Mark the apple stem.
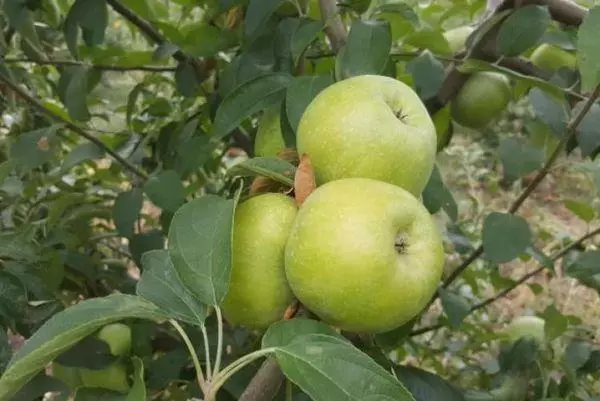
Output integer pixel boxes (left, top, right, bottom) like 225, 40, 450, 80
395, 235, 407, 254
169, 319, 207, 393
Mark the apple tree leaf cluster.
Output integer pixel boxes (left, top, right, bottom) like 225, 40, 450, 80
1, 0, 600, 400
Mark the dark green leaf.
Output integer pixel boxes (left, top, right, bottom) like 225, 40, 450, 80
0, 329, 10, 375
290, 20, 323, 65
439, 288, 470, 329
577, 6, 600, 92
369, 3, 420, 27
0, 295, 164, 400
482, 213, 532, 263
180, 25, 237, 58
496, 5, 551, 57
62, 143, 105, 171
406, 50, 444, 101
268, 333, 416, 401
64, 66, 92, 121
245, 0, 285, 38
129, 230, 165, 268
563, 199, 595, 222
528, 88, 568, 137
394, 365, 465, 401
227, 157, 296, 186
499, 137, 544, 181
213, 73, 294, 139
374, 320, 416, 352
168, 195, 236, 306
573, 101, 600, 157
75, 0, 108, 47
10, 126, 61, 171
262, 318, 343, 348
112, 189, 143, 238
11, 373, 67, 401
565, 251, 600, 279
153, 43, 179, 61
541, 304, 568, 340
137, 250, 207, 326
338, 20, 392, 79
285, 75, 334, 132
422, 165, 457, 221
175, 61, 200, 98
579, 350, 600, 374
564, 340, 591, 370
3, 0, 41, 51
404, 28, 451, 55
144, 170, 185, 212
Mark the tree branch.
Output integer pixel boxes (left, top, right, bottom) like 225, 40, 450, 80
319, 0, 348, 52
238, 359, 285, 401
412, 225, 600, 337
2, 57, 176, 72
0, 73, 148, 180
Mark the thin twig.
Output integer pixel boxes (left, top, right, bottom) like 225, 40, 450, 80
170, 320, 207, 394
319, 0, 348, 52
0, 73, 148, 180
2, 57, 176, 72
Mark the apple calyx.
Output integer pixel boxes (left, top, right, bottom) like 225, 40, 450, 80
394, 234, 408, 253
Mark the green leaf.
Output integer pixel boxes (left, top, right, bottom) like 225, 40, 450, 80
573, 101, 600, 157
10, 126, 61, 171
213, 73, 294, 139
0, 232, 40, 263
579, 350, 600, 374
137, 250, 207, 326
245, 0, 285, 38
112, 189, 144, 238
11, 373, 67, 401
439, 288, 470, 329
0, 329, 10, 374
227, 157, 296, 187
393, 365, 464, 401
565, 251, 600, 279
267, 333, 416, 401
369, 3, 420, 27
499, 137, 544, 181
528, 88, 568, 137
285, 75, 334, 132
422, 165, 457, 221
290, 19, 323, 66
577, 6, 600, 93
0, 294, 164, 400
338, 20, 392, 79
144, 170, 185, 212
180, 25, 236, 57
564, 340, 591, 370
262, 318, 343, 348
406, 50, 444, 101
482, 213, 532, 263
563, 198, 595, 222
152, 43, 179, 61
540, 304, 568, 340
3, 0, 42, 51
496, 5, 551, 57
62, 143, 105, 171
129, 230, 165, 268
403, 28, 451, 55
168, 195, 236, 306
63, 65, 92, 121
175, 62, 200, 97
374, 320, 416, 352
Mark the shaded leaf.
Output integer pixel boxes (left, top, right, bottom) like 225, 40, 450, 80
404, 28, 451, 55
285, 75, 334, 132
573, 101, 600, 157
11, 373, 67, 401
63, 65, 92, 121
439, 288, 470, 329
565, 250, 600, 279
213, 73, 294, 139
496, 5, 551, 57
144, 170, 185, 212
137, 250, 207, 327
499, 137, 544, 181
294, 154, 316, 206
245, 0, 285, 38
422, 165, 457, 221
482, 213, 532, 263
577, 6, 600, 93
262, 318, 343, 348
153, 43, 179, 61
129, 230, 165, 268
406, 50, 444, 101
168, 195, 236, 305
10, 126, 61, 171
290, 19, 323, 65
394, 365, 465, 401
228, 157, 296, 187
112, 189, 143, 238
338, 20, 392, 79
541, 304, 568, 340
528, 88, 568, 137
62, 143, 105, 171
563, 199, 595, 222
175, 61, 200, 98
564, 340, 591, 370
0, 295, 164, 400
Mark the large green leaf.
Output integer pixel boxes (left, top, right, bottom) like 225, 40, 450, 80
406, 50, 444, 101
245, 0, 285, 38
143, 170, 185, 213
167, 195, 237, 306
496, 5, 550, 57
0, 295, 164, 400
338, 20, 392, 79
112, 189, 144, 238
394, 366, 465, 401
137, 250, 208, 326
213, 73, 294, 139
482, 213, 532, 263
577, 6, 600, 92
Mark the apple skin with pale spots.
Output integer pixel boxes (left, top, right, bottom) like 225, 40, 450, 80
296, 74, 437, 197
284, 178, 445, 333
222, 193, 298, 330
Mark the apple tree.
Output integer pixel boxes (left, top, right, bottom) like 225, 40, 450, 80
1, 0, 600, 400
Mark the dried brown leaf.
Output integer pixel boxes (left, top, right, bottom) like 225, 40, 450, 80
294, 153, 316, 206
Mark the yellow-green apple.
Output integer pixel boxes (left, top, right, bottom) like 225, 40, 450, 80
504, 315, 546, 345
297, 75, 437, 196
80, 362, 130, 393
443, 25, 474, 54
451, 72, 511, 129
52, 362, 83, 390
222, 193, 297, 329
529, 43, 576, 73
254, 107, 285, 157
96, 323, 131, 357
284, 178, 445, 333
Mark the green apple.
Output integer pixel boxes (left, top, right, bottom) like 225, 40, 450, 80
96, 323, 131, 357
529, 43, 576, 73
504, 315, 546, 345
222, 193, 297, 330
297, 74, 437, 196
80, 362, 130, 393
307, 0, 321, 20
277, 0, 309, 16
285, 178, 445, 333
254, 107, 285, 157
451, 72, 511, 129
443, 25, 474, 54
52, 362, 83, 390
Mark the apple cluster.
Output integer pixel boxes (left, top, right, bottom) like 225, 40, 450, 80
52, 323, 133, 393
223, 75, 447, 334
